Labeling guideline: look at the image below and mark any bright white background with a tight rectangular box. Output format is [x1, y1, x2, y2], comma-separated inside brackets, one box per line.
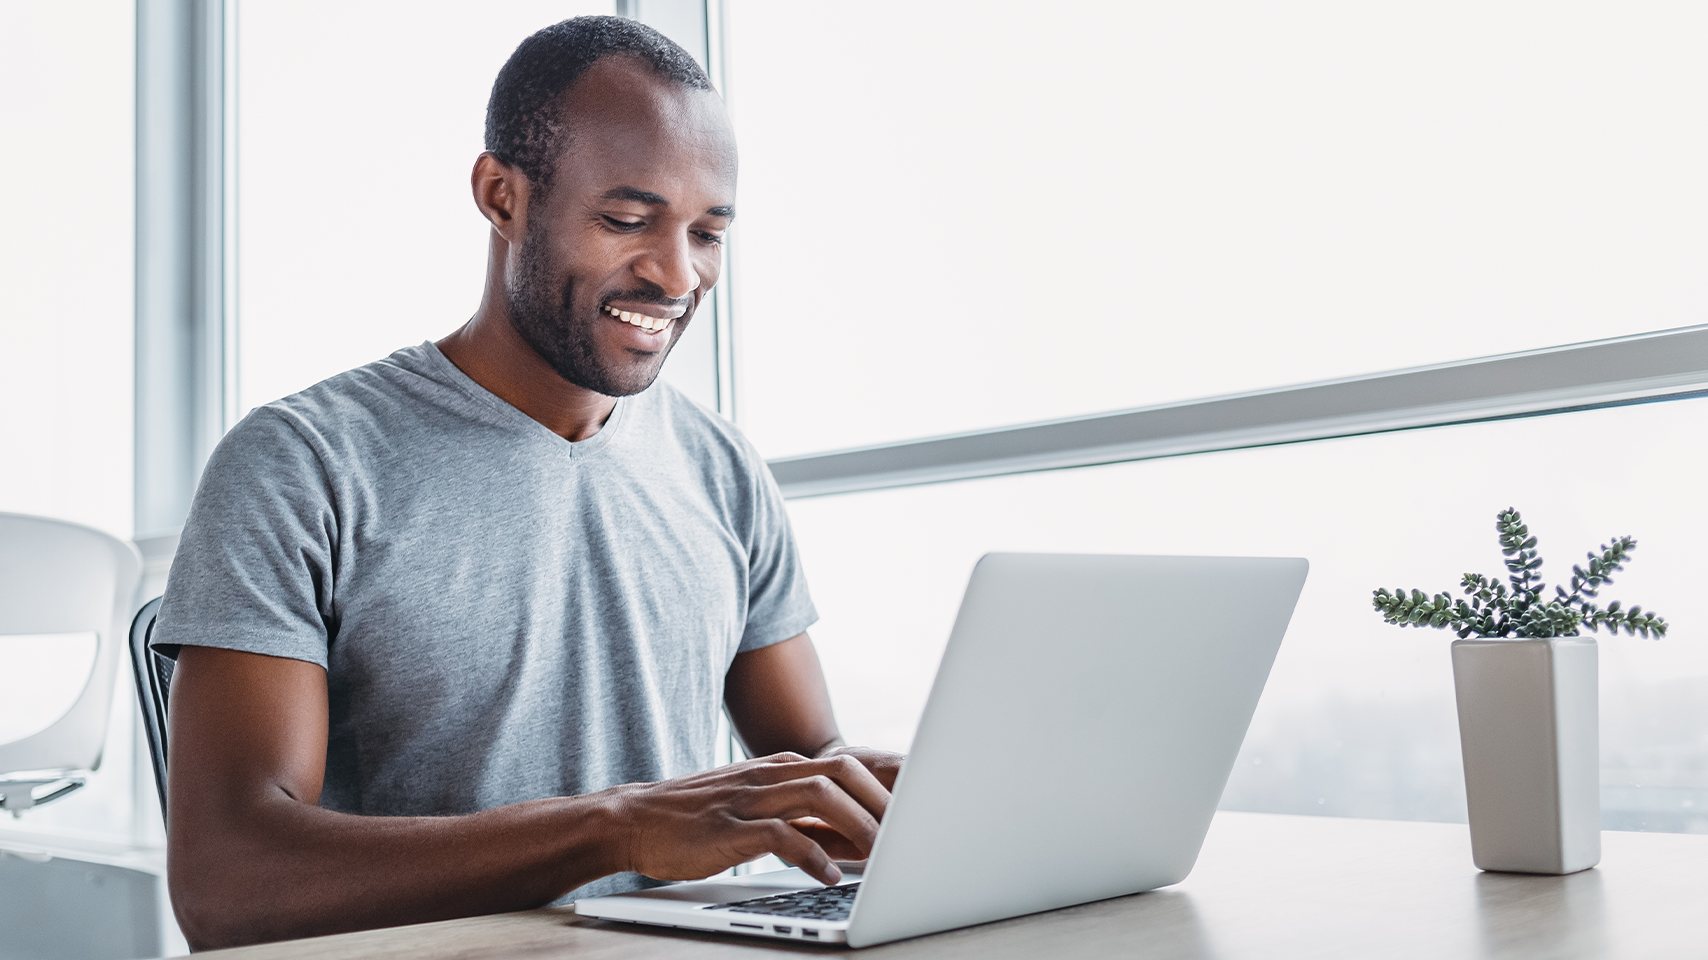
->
[0, 1, 143, 846]
[724, 1, 1708, 458]
[9, 1, 1707, 846]
[236, 0, 614, 414]
[719, 0, 1708, 831]
[0, 1, 135, 538]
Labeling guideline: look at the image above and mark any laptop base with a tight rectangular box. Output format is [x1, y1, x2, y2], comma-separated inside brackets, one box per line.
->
[576, 867, 853, 943]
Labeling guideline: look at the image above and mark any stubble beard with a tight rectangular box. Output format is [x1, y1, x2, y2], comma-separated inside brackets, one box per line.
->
[505, 220, 681, 398]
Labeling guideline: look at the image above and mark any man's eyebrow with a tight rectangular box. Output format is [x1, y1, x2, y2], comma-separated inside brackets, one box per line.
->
[602, 186, 669, 205]
[707, 205, 734, 218]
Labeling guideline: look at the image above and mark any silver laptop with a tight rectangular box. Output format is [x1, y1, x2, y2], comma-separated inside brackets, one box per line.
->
[576, 553, 1308, 948]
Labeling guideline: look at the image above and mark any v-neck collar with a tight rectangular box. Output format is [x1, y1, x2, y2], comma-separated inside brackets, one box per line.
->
[414, 341, 629, 459]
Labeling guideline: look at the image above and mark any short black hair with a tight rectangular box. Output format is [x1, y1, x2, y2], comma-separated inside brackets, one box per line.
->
[485, 16, 712, 190]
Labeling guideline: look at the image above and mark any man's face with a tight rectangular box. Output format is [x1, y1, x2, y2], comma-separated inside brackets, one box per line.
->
[505, 57, 737, 398]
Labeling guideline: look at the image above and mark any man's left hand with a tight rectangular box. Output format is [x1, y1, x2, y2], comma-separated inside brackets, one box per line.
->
[816, 744, 903, 792]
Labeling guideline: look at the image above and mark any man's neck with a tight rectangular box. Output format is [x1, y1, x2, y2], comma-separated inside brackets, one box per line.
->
[437, 306, 617, 443]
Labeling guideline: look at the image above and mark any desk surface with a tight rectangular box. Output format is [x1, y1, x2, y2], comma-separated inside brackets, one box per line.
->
[201, 811, 1708, 960]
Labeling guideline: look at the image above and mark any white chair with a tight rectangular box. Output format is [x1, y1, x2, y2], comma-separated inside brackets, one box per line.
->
[0, 512, 141, 815]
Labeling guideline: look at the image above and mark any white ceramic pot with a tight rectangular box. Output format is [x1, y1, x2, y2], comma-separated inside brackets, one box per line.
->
[1450, 637, 1600, 875]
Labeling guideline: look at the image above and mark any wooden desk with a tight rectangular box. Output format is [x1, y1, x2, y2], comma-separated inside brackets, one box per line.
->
[200, 812, 1708, 959]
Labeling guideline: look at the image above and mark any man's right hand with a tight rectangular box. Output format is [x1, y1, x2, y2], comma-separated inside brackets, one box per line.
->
[608, 751, 889, 886]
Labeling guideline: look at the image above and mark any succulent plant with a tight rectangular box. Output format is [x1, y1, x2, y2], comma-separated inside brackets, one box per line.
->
[1372, 507, 1666, 639]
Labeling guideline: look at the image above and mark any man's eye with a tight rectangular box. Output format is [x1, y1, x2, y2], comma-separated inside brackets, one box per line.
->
[696, 231, 725, 246]
[603, 216, 644, 230]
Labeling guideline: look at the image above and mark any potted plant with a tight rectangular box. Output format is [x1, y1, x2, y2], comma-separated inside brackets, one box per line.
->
[1372, 507, 1666, 875]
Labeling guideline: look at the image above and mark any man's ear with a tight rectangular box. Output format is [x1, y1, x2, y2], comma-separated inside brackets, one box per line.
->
[472, 152, 528, 244]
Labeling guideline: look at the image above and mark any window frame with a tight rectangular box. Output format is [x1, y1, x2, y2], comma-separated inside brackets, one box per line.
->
[768, 324, 1708, 498]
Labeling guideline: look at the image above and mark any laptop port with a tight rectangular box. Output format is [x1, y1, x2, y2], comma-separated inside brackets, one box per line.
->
[730, 922, 763, 930]
[803, 928, 821, 939]
[773, 926, 792, 935]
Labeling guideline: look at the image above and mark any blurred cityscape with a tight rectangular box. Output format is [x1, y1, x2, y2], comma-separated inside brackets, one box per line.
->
[1219, 677, 1708, 834]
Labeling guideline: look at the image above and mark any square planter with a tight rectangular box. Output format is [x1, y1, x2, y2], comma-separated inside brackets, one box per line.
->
[1451, 637, 1600, 874]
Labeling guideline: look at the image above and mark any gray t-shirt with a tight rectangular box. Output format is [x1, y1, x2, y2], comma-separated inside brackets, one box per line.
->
[153, 342, 817, 900]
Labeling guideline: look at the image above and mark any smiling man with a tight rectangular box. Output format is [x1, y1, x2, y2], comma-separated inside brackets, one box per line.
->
[150, 17, 897, 951]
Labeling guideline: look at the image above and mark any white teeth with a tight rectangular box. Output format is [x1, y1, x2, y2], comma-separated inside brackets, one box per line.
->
[606, 304, 672, 333]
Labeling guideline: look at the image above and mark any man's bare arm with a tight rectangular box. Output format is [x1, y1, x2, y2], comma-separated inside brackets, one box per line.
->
[724, 633, 904, 792]
[168, 646, 888, 950]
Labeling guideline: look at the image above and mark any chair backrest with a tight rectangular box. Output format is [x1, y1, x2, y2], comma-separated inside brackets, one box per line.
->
[0, 513, 141, 777]
[128, 597, 171, 821]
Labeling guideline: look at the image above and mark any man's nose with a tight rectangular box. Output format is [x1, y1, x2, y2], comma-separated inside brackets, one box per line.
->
[634, 234, 701, 301]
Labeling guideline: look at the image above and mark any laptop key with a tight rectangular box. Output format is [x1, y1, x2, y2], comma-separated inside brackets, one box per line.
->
[708, 882, 861, 922]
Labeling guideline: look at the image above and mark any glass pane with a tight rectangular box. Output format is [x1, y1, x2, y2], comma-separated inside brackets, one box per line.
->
[237, 1, 615, 414]
[724, 2, 1708, 457]
[0, 2, 134, 537]
[785, 397, 1708, 831]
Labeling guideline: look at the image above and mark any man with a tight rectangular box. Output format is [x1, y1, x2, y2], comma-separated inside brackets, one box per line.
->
[153, 17, 899, 951]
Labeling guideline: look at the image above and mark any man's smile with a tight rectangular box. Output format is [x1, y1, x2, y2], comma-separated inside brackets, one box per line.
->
[604, 302, 679, 335]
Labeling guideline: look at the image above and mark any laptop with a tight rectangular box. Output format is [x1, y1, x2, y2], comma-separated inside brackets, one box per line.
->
[576, 552, 1308, 948]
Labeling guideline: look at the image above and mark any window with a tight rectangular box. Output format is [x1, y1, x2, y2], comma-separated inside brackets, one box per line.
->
[0, 0, 138, 845]
[723, 1, 1708, 457]
[786, 398, 1708, 830]
[722, 2, 1708, 833]
[199, 2, 1708, 837]
[0, 1, 135, 538]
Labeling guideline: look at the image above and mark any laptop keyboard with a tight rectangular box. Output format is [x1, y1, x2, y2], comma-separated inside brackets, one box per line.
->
[707, 882, 861, 921]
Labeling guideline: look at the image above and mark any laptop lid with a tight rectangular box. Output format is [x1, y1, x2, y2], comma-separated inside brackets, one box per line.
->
[845, 553, 1307, 947]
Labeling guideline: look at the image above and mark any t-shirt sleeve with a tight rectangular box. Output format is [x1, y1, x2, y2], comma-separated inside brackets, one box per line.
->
[737, 439, 819, 653]
[150, 407, 338, 670]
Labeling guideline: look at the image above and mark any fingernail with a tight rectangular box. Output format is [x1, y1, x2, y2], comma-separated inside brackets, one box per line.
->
[826, 864, 842, 884]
